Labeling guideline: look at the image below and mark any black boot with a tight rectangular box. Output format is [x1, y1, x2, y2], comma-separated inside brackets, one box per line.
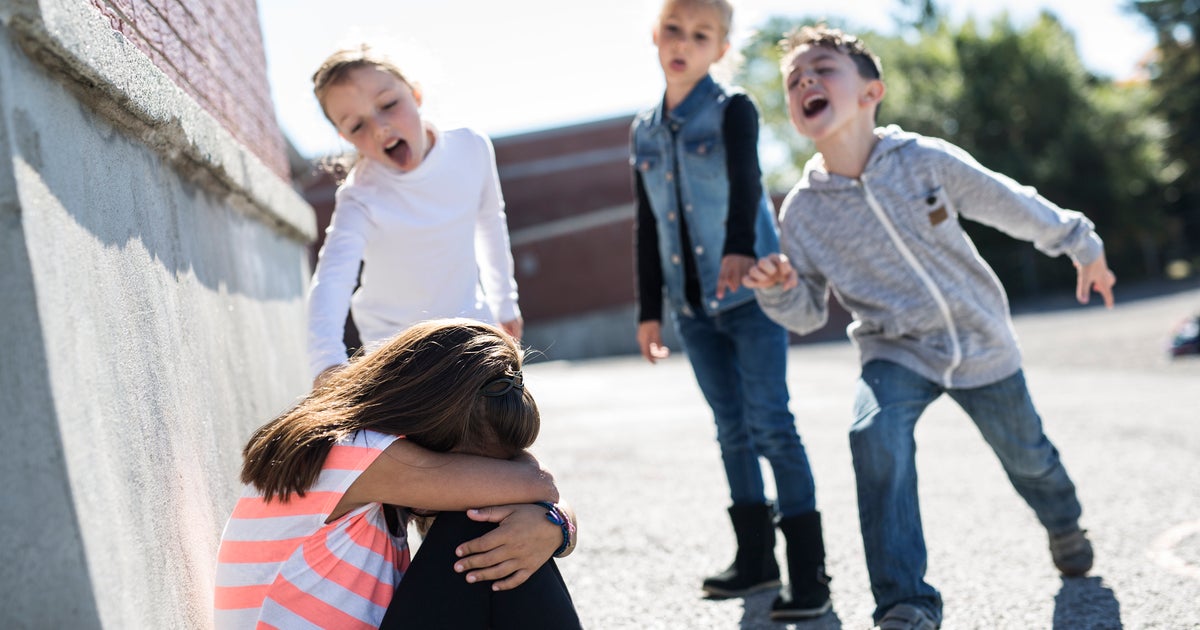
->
[702, 503, 781, 598]
[770, 511, 832, 619]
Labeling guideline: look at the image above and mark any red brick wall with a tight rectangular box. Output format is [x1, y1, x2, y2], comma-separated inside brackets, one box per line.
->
[86, 0, 290, 180]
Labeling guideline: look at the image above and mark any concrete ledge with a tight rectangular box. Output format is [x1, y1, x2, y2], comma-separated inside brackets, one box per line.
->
[3, 0, 315, 243]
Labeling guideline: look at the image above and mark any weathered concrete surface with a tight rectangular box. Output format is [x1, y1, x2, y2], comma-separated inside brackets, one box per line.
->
[0, 5, 313, 628]
[529, 282, 1200, 629]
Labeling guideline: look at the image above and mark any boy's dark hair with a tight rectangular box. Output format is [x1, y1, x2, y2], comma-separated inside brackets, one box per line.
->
[780, 24, 882, 81]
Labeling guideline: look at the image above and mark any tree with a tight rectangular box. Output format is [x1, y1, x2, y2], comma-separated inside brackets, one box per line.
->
[1133, 0, 1200, 268]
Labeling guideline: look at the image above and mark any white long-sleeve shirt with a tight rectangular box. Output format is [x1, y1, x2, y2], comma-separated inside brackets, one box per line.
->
[307, 125, 520, 379]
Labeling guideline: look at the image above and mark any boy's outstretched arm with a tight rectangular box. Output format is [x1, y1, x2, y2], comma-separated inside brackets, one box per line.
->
[1076, 253, 1116, 308]
[743, 253, 798, 290]
[747, 252, 831, 336]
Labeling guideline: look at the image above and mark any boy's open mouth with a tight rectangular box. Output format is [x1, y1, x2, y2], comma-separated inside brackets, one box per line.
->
[802, 94, 828, 118]
[384, 137, 411, 168]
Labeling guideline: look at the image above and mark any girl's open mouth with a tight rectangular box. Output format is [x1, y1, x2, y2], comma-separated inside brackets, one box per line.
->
[384, 138, 411, 168]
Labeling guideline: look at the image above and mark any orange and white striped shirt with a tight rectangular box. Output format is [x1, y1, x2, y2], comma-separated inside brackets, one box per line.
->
[214, 430, 410, 629]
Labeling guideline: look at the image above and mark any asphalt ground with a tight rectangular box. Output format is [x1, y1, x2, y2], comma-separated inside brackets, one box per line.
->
[525, 281, 1200, 630]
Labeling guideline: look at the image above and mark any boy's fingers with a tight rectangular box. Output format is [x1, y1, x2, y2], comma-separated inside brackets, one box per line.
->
[1097, 272, 1116, 308]
[783, 271, 799, 291]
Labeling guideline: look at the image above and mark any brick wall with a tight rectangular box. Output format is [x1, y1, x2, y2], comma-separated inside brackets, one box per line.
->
[86, 0, 289, 179]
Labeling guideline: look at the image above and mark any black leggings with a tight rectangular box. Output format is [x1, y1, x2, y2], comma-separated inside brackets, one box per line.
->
[380, 511, 582, 629]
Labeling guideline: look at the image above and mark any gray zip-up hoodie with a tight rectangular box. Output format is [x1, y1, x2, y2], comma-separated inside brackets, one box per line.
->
[756, 126, 1104, 389]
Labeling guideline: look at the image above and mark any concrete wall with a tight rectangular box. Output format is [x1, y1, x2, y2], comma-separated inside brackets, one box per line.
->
[0, 1, 313, 628]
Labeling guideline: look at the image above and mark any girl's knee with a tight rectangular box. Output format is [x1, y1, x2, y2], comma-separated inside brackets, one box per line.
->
[423, 511, 496, 545]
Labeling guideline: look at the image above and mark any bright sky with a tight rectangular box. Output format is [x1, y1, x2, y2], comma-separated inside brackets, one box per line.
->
[258, 0, 1157, 159]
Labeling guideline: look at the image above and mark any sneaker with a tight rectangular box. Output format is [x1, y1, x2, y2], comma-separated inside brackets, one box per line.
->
[874, 604, 938, 630]
[1050, 528, 1094, 577]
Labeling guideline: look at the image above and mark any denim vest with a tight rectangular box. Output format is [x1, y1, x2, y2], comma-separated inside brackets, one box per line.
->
[631, 75, 780, 317]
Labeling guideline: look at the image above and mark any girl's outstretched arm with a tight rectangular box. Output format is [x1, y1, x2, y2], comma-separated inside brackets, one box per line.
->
[333, 440, 558, 520]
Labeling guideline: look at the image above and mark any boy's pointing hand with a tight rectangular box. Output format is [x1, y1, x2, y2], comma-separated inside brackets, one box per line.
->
[1075, 254, 1116, 309]
[743, 254, 798, 291]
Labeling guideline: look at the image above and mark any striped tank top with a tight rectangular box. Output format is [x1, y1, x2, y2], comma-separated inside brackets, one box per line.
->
[214, 429, 410, 629]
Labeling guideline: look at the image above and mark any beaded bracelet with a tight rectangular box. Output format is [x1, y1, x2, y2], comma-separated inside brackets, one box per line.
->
[535, 501, 575, 557]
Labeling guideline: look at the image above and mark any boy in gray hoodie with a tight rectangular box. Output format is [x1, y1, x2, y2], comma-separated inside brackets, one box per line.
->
[744, 25, 1117, 630]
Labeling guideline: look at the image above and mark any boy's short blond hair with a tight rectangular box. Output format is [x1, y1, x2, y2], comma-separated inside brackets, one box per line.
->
[780, 24, 882, 81]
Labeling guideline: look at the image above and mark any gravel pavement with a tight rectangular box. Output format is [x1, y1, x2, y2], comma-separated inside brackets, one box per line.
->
[525, 281, 1200, 630]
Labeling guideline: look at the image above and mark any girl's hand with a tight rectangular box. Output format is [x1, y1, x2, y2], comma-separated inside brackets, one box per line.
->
[453, 504, 560, 591]
[499, 317, 524, 341]
[717, 254, 756, 298]
[636, 320, 670, 364]
[743, 254, 798, 290]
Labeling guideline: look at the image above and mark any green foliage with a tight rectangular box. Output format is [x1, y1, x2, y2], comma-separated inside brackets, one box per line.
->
[735, 7, 1172, 298]
[1133, 0, 1200, 265]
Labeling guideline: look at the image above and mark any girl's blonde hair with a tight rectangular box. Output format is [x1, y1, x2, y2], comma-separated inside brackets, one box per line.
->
[312, 44, 414, 120]
[241, 319, 539, 502]
[659, 0, 734, 40]
[657, 0, 742, 82]
[311, 45, 415, 181]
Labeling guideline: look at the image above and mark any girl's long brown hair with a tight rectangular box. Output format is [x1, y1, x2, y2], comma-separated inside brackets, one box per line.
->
[241, 319, 539, 502]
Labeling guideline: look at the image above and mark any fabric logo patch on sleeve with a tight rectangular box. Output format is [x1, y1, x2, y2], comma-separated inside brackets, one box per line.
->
[926, 194, 948, 226]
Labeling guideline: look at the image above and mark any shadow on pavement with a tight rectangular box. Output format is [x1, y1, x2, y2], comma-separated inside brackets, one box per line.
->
[1053, 576, 1122, 629]
[738, 590, 844, 629]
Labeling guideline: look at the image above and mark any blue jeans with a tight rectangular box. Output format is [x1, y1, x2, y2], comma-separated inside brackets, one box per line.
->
[851, 360, 1083, 622]
[674, 301, 817, 517]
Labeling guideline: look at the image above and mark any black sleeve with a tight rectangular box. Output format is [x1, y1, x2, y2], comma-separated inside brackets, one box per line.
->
[634, 169, 664, 323]
[722, 93, 763, 257]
